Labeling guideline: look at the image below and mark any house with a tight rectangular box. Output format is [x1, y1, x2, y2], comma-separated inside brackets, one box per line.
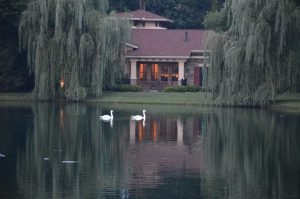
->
[117, 10, 209, 90]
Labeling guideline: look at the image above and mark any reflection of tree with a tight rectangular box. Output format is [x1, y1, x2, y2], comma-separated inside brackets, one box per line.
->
[16, 103, 128, 198]
[202, 109, 300, 198]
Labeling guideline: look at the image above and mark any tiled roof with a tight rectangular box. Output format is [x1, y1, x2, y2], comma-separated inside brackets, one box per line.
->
[126, 29, 207, 58]
[116, 9, 172, 22]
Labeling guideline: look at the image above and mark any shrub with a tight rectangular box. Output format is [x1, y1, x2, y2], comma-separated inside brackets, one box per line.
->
[113, 84, 143, 92]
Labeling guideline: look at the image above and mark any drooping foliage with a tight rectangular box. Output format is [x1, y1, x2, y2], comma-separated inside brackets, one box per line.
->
[204, 0, 300, 106]
[19, 0, 130, 101]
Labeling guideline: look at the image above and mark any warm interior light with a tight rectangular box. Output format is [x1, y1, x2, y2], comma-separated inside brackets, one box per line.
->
[60, 79, 65, 88]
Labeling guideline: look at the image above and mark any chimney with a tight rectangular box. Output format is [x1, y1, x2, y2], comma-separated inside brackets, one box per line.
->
[185, 31, 188, 42]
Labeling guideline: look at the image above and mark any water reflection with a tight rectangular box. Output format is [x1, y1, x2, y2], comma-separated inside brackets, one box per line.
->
[129, 116, 203, 146]
[16, 103, 128, 198]
[11, 104, 300, 198]
[202, 109, 300, 198]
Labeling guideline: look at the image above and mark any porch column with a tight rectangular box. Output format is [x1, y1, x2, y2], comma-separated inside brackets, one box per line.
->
[130, 59, 137, 85]
[178, 60, 185, 86]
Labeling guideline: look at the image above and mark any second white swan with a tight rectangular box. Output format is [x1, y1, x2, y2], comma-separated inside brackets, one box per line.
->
[99, 110, 113, 121]
[131, 110, 146, 121]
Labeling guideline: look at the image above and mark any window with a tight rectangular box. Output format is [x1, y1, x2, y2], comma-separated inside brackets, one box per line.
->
[151, 64, 159, 80]
[139, 64, 147, 81]
[171, 66, 178, 81]
[160, 65, 168, 81]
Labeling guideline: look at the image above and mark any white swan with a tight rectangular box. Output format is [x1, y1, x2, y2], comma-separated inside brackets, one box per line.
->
[131, 110, 146, 121]
[99, 110, 113, 121]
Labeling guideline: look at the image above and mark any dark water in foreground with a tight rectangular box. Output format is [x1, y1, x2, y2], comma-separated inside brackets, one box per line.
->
[0, 102, 299, 199]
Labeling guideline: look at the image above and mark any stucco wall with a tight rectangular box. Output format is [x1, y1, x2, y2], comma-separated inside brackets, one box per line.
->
[184, 59, 203, 86]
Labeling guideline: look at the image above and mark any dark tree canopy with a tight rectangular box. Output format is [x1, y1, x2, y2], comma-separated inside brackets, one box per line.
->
[0, 0, 32, 92]
[109, 0, 224, 29]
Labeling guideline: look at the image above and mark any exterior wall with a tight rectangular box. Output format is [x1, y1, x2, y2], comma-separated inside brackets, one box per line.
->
[185, 58, 210, 88]
[133, 21, 165, 29]
[145, 21, 158, 28]
[185, 59, 203, 86]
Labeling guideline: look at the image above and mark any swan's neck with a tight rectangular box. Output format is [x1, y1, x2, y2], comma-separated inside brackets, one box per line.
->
[143, 112, 146, 119]
[111, 111, 113, 119]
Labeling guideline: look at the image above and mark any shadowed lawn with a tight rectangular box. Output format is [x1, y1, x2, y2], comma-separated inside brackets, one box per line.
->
[0, 93, 32, 101]
[271, 93, 300, 113]
[88, 91, 212, 105]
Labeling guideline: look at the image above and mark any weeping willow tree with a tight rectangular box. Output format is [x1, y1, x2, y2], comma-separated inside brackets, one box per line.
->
[19, 0, 130, 101]
[204, 0, 300, 106]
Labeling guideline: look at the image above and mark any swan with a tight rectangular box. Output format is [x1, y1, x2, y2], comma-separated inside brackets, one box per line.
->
[131, 110, 146, 121]
[99, 110, 113, 121]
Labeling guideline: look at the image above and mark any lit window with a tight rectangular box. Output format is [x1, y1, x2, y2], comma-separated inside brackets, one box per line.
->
[151, 64, 159, 80]
[160, 65, 168, 82]
[139, 64, 147, 81]
[171, 66, 178, 81]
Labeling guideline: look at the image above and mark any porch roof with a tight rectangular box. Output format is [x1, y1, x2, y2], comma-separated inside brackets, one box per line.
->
[126, 29, 207, 58]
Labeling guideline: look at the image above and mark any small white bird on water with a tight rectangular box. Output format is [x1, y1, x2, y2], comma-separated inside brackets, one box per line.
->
[131, 110, 146, 121]
[99, 110, 113, 121]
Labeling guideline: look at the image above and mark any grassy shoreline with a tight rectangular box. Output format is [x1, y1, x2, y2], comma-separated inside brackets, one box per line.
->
[87, 91, 212, 105]
[1, 92, 299, 113]
[269, 93, 300, 113]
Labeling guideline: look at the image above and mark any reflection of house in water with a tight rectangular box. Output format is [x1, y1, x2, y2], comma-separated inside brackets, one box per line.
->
[127, 116, 205, 189]
[130, 116, 203, 145]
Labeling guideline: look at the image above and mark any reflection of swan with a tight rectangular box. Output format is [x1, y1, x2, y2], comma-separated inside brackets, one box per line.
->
[131, 110, 146, 121]
[99, 110, 113, 121]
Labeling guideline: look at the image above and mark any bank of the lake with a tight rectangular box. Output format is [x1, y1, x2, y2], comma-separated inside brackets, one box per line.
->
[0, 93, 32, 101]
[1, 92, 300, 113]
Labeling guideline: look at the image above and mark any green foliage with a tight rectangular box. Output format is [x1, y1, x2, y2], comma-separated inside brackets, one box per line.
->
[113, 84, 143, 92]
[204, 0, 300, 106]
[163, 86, 200, 92]
[203, 8, 228, 32]
[19, 0, 131, 101]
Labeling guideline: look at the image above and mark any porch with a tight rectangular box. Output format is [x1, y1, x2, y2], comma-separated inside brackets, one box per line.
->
[129, 59, 186, 90]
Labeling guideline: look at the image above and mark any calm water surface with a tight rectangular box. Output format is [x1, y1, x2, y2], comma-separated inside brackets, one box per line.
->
[0, 102, 300, 199]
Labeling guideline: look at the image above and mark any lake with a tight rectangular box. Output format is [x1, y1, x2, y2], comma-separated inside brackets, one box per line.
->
[0, 102, 300, 198]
